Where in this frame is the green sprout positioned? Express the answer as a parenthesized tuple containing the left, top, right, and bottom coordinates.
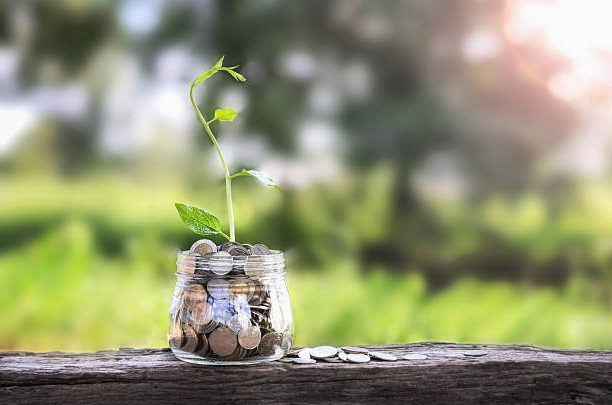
(175, 56, 279, 242)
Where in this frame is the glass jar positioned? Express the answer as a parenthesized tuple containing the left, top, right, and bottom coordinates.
(168, 250, 293, 365)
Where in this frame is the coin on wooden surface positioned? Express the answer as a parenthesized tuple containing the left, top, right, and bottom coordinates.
(238, 326, 262, 350)
(369, 351, 397, 361)
(310, 346, 338, 359)
(250, 243, 272, 255)
(277, 357, 294, 363)
(293, 358, 316, 364)
(321, 357, 343, 363)
(346, 353, 370, 363)
(209, 326, 238, 357)
(338, 351, 348, 362)
(181, 326, 199, 353)
(402, 353, 428, 360)
(341, 346, 369, 354)
(463, 350, 488, 357)
(189, 239, 217, 255)
(298, 348, 312, 359)
(258, 332, 283, 356)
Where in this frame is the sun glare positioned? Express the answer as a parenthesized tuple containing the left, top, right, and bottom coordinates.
(505, 0, 612, 101)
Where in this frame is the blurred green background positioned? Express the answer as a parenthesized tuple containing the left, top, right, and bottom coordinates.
(1, 0, 611, 352)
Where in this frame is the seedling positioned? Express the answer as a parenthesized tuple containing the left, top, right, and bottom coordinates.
(175, 56, 278, 242)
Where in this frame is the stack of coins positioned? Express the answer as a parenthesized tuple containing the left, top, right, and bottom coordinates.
(168, 239, 292, 362)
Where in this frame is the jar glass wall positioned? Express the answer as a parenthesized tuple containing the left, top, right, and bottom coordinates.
(168, 250, 293, 365)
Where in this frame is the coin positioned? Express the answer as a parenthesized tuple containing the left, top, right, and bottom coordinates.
(463, 350, 488, 357)
(227, 313, 251, 334)
(346, 353, 370, 363)
(181, 326, 199, 353)
(244, 256, 265, 277)
(292, 358, 316, 364)
(310, 346, 338, 359)
(200, 319, 219, 334)
(280, 334, 292, 353)
(402, 353, 428, 360)
(168, 321, 184, 348)
(250, 243, 272, 255)
(277, 357, 294, 363)
(209, 251, 233, 275)
(207, 279, 231, 299)
(369, 351, 397, 361)
(238, 326, 262, 350)
(189, 239, 218, 255)
(209, 326, 238, 357)
(183, 284, 207, 304)
(341, 346, 369, 354)
(194, 334, 209, 356)
(338, 351, 348, 362)
(258, 332, 283, 356)
(298, 348, 311, 359)
(220, 242, 248, 256)
(321, 357, 343, 363)
(190, 301, 213, 327)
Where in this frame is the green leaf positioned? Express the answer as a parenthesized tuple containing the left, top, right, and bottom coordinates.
(175, 203, 229, 240)
(233, 169, 280, 189)
(193, 56, 225, 86)
(214, 108, 238, 122)
(222, 68, 246, 82)
(213, 55, 225, 70)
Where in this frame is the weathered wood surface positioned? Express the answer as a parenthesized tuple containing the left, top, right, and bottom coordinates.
(1, 342, 611, 404)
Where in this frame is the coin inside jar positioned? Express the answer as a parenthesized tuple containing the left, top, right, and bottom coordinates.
(209, 326, 238, 357)
(183, 284, 207, 304)
(189, 239, 218, 255)
(209, 251, 232, 275)
(207, 278, 231, 299)
(181, 326, 199, 353)
(258, 332, 283, 356)
(237, 326, 262, 350)
(250, 243, 272, 255)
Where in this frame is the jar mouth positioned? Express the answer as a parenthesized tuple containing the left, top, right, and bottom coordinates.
(175, 250, 285, 280)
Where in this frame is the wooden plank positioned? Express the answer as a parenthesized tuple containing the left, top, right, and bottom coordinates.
(1, 343, 611, 404)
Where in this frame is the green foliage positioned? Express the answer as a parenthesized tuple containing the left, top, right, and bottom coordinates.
(186, 56, 276, 242)
(231, 169, 280, 189)
(214, 108, 238, 122)
(174, 203, 229, 241)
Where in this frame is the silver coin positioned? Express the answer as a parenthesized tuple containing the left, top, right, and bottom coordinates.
(209, 251, 232, 275)
(189, 239, 218, 255)
(402, 353, 428, 360)
(298, 348, 311, 359)
(341, 346, 369, 354)
(226, 313, 251, 334)
(258, 332, 283, 356)
(369, 351, 397, 361)
(346, 353, 370, 363)
(292, 358, 316, 364)
(463, 350, 488, 357)
(277, 357, 294, 363)
(309, 346, 338, 359)
(321, 357, 343, 363)
(207, 279, 231, 299)
(338, 351, 348, 362)
(250, 243, 272, 255)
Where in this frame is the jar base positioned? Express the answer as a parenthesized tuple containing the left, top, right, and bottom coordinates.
(170, 347, 284, 365)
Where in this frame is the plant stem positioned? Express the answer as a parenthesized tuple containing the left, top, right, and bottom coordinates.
(189, 83, 236, 241)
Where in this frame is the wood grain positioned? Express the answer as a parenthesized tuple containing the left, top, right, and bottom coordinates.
(1, 343, 611, 404)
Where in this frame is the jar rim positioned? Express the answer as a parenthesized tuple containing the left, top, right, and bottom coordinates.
(175, 249, 285, 279)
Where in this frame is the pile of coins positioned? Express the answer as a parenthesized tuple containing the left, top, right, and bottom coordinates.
(168, 239, 292, 362)
(279, 346, 489, 364)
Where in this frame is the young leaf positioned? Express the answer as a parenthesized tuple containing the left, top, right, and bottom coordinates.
(222, 68, 246, 82)
(192, 56, 225, 86)
(214, 108, 238, 122)
(175, 203, 230, 240)
(233, 169, 280, 189)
